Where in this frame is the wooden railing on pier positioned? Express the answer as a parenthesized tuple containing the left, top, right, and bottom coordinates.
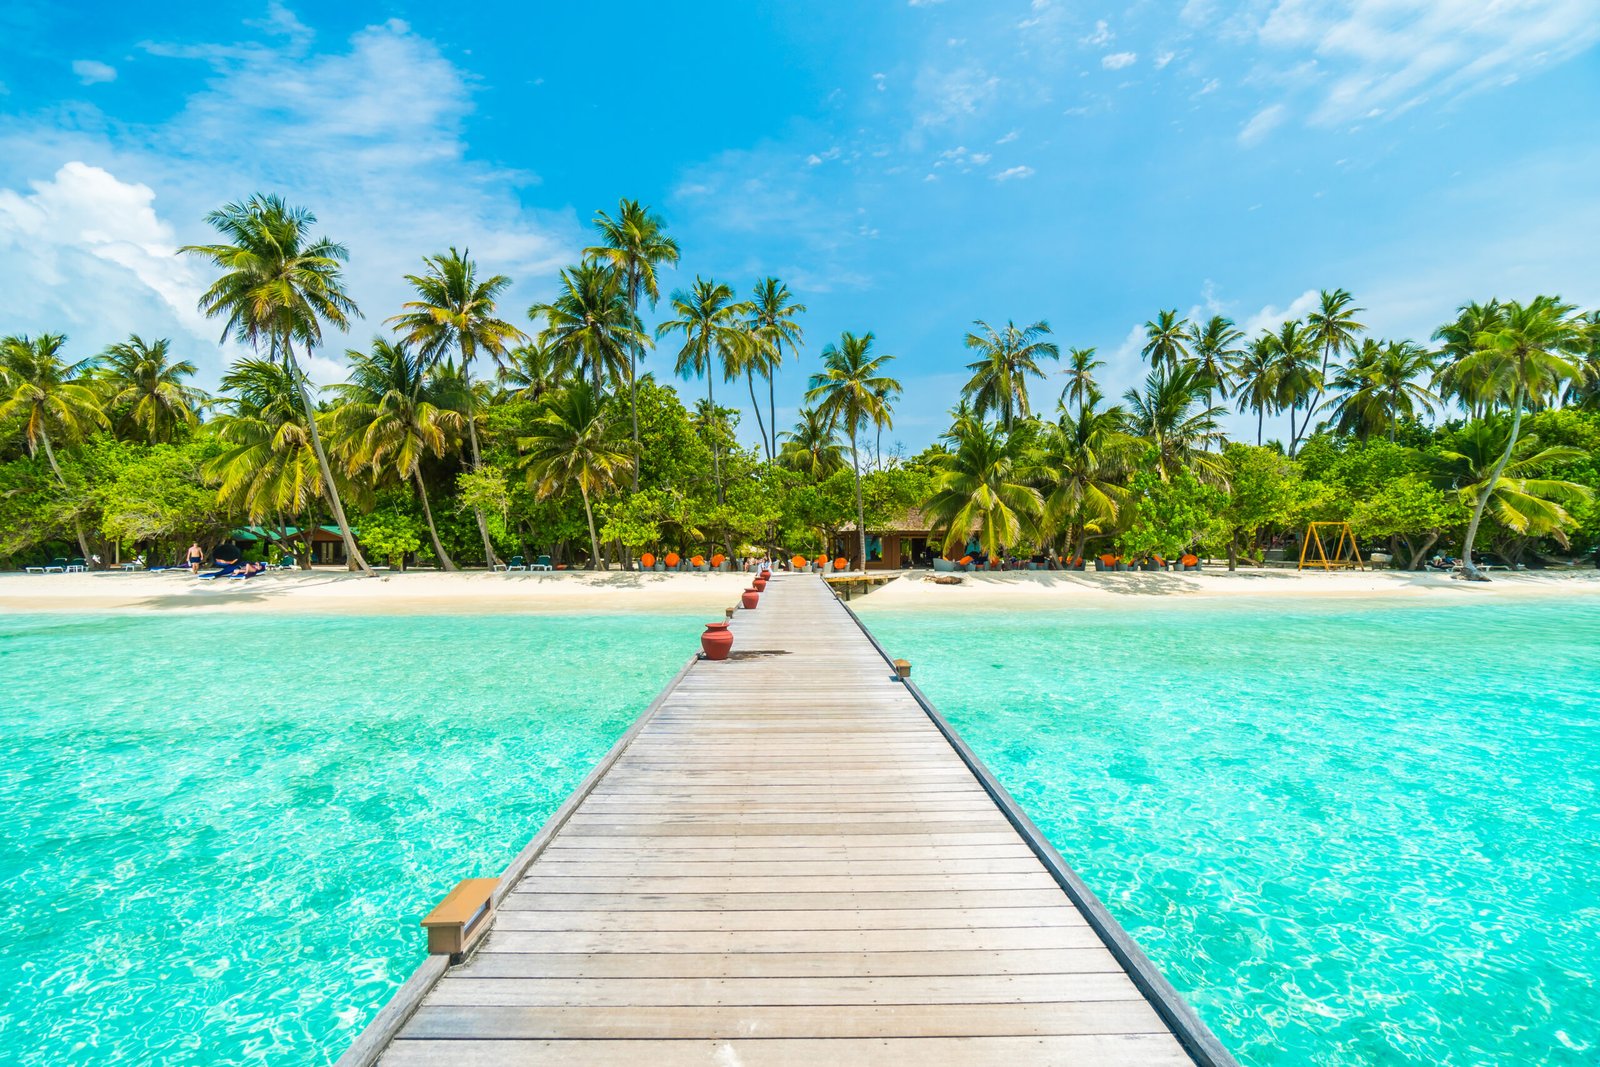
(339, 574, 1236, 1066)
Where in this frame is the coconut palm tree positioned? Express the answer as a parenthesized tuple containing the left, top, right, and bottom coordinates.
(871, 378, 902, 470)
(1450, 296, 1585, 580)
(1436, 422, 1591, 563)
(960, 319, 1059, 431)
(1304, 287, 1366, 419)
(1330, 340, 1438, 441)
(182, 194, 370, 573)
(656, 277, 747, 504)
(95, 335, 205, 443)
(1265, 320, 1322, 454)
(584, 200, 680, 483)
(805, 332, 899, 570)
(924, 418, 1043, 562)
(743, 278, 807, 462)
(1562, 310, 1599, 409)
(497, 339, 571, 404)
(1186, 315, 1244, 407)
(1038, 394, 1137, 561)
(1232, 336, 1280, 446)
(1433, 300, 1506, 417)
(205, 358, 325, 568)
(1141, 309, 1190, 373)
(1122, 363, 1228, 484)
(724, 317, 778, 464)
(1060, 347, 1102, 418)
(778, 406, 846, 480)
(390, 247, 525, 569)
(518, 382, 632, 570)
(330, 338, 465, 570)
(0, 333, 105, 559)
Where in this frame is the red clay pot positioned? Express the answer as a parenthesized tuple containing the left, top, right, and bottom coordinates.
(759, 568, 772, 580)
(741, 588, 760, 610)
(752, 578, 768, 593)
(700, 621, 733, 660)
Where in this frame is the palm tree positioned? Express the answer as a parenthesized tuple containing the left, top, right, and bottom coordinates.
(0, 333, 105, 559)
(1436, 422, 1591, 562)
(1141, 309, 1190, 373)
(96, 335, 204, 443)
(1304, 287, 1366, 419)
(390, 247, 526, 569)
(960, 320, 1059, 430)
(871, 379, 902, 470)
(778, 406, 846, 480)
(331, 337, 465, 570)
(1039, 395, 1136, 561)
(656, 277, 746, 504)
(1122, 363, 1228, 484)
(1330, 340, 1438, 441)
(182, 194, 370, 573)
(744, 278, 807, 462)
(1186, 315, 1244, 407)
(518, 382, 632, 570)
(584, 200, 680, 484)
(1562, 310, 1599, 409)
(724, 317, 778, 463)
(1450, 296, 1585, 579)
(206, 358, 326, 568)
(924, 418, 1043, 562)
(497, 339, 571, 404)
(1265, 321, 1321, 454)
(1060, 347, 1102, 417)
(1433, 300, 1506, 417)
(806, 332, 899, 570)
(1232, 336, 1279, 446)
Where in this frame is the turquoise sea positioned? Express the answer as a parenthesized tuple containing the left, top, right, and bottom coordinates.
(859, 595, 1600, 1066)
(0, 612, 697, 1066)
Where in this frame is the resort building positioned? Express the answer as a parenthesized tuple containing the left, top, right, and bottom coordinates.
(837, 508, 938, 570)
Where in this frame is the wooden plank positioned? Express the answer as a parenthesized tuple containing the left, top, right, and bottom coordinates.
(502, 889, 1069, 912)
(380, 1035, 1191, 1067)
(491, 905, 1087, 932)
(454, 948, 1126, 980)
(479, 926, 1109, 954)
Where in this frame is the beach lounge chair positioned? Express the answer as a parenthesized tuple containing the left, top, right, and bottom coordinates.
(1181, 553, 1200, 571)
(64, 557, 88, 573)
(44, 557, 68, 572)
(505, 555, 527, 572)
(532, 554, 553, 571)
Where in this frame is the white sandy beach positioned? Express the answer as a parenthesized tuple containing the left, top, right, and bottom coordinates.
(2, 565, 1597, 614)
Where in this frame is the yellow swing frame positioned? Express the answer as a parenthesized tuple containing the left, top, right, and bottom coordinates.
(1298, 521, 1365, 571)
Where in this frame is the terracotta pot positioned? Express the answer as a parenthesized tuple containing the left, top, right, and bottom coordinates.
(700, 621, 733, 660)
(759, 569, 772, 580)
(741, 588, 760, 610)
(753, 578, 768, 593)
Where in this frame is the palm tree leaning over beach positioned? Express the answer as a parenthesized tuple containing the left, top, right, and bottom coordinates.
(519, 382, 632, 570)
(925, 418, 1042, 563)
(1450, 296, 1585, 580)
(331, 338, 465, 570)
(657, 277, 747, 505)
(390, 248, 525, 569)
(961, 319, 1059, 431)
(95, 335, 204, 444)
(806, 332, 899, 569)
(182, 194, 371, 573)
(744, 277, 807, 463)
(584, 200, 680, 487)
(0, 333, 105, 560)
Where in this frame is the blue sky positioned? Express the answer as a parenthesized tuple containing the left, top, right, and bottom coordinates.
(2, 1, 1597, 450)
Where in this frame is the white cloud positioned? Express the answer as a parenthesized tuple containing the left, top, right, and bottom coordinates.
(1237, 103, 1287, 146)
(71, 60, 117, 85)
(1195, 78, 1221, 96)
(1241, 289, 1321, 336)
(1081, 19, 1113, 46)
(968, 152, 991, 165)
(996, 129, 1020, 144)
(0, 18, 575, 386)
(872, 72, 887, 91)
(992, 165, 1035, 181)
(1154, 51, 1177, 70)
(913, 65, 1001, 128)
(1252, 0, 1600, 125)
(1102, 52, 1138, 70)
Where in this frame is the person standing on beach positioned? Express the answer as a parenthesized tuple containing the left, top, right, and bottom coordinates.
(187, 542, 205, 575)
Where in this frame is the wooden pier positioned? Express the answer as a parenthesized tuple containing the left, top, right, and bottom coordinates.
(342, 574, 1235, 1066)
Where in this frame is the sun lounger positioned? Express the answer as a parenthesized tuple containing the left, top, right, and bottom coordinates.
(505, 555, 527, 572)
(64, 558, 87, 573)
(531, 554, 553, 571)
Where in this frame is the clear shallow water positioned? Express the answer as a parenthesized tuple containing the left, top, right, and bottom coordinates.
(859, 596, 1600, 1066)
(0, 612, 697, 1066)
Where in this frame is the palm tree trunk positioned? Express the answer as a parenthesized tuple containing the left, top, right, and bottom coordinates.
(1257, 405, 1265, 447)
(629, 273, 641, 492)
(286, 346, 371, 575)
(1460, 387, 1523, 582)
(580, 485, 604, 571)
(746, 371, 769, 463)
(708, 372, 723, 504)
(459, 337, 499, 569)
(768, 356, 779, 467)
(413, 469, 456, 571)
(37, 428, 93, 562)
(850, 429, 866, 573)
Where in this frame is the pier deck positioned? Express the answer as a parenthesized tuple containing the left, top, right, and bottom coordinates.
(349, 574, 1233, 1066)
